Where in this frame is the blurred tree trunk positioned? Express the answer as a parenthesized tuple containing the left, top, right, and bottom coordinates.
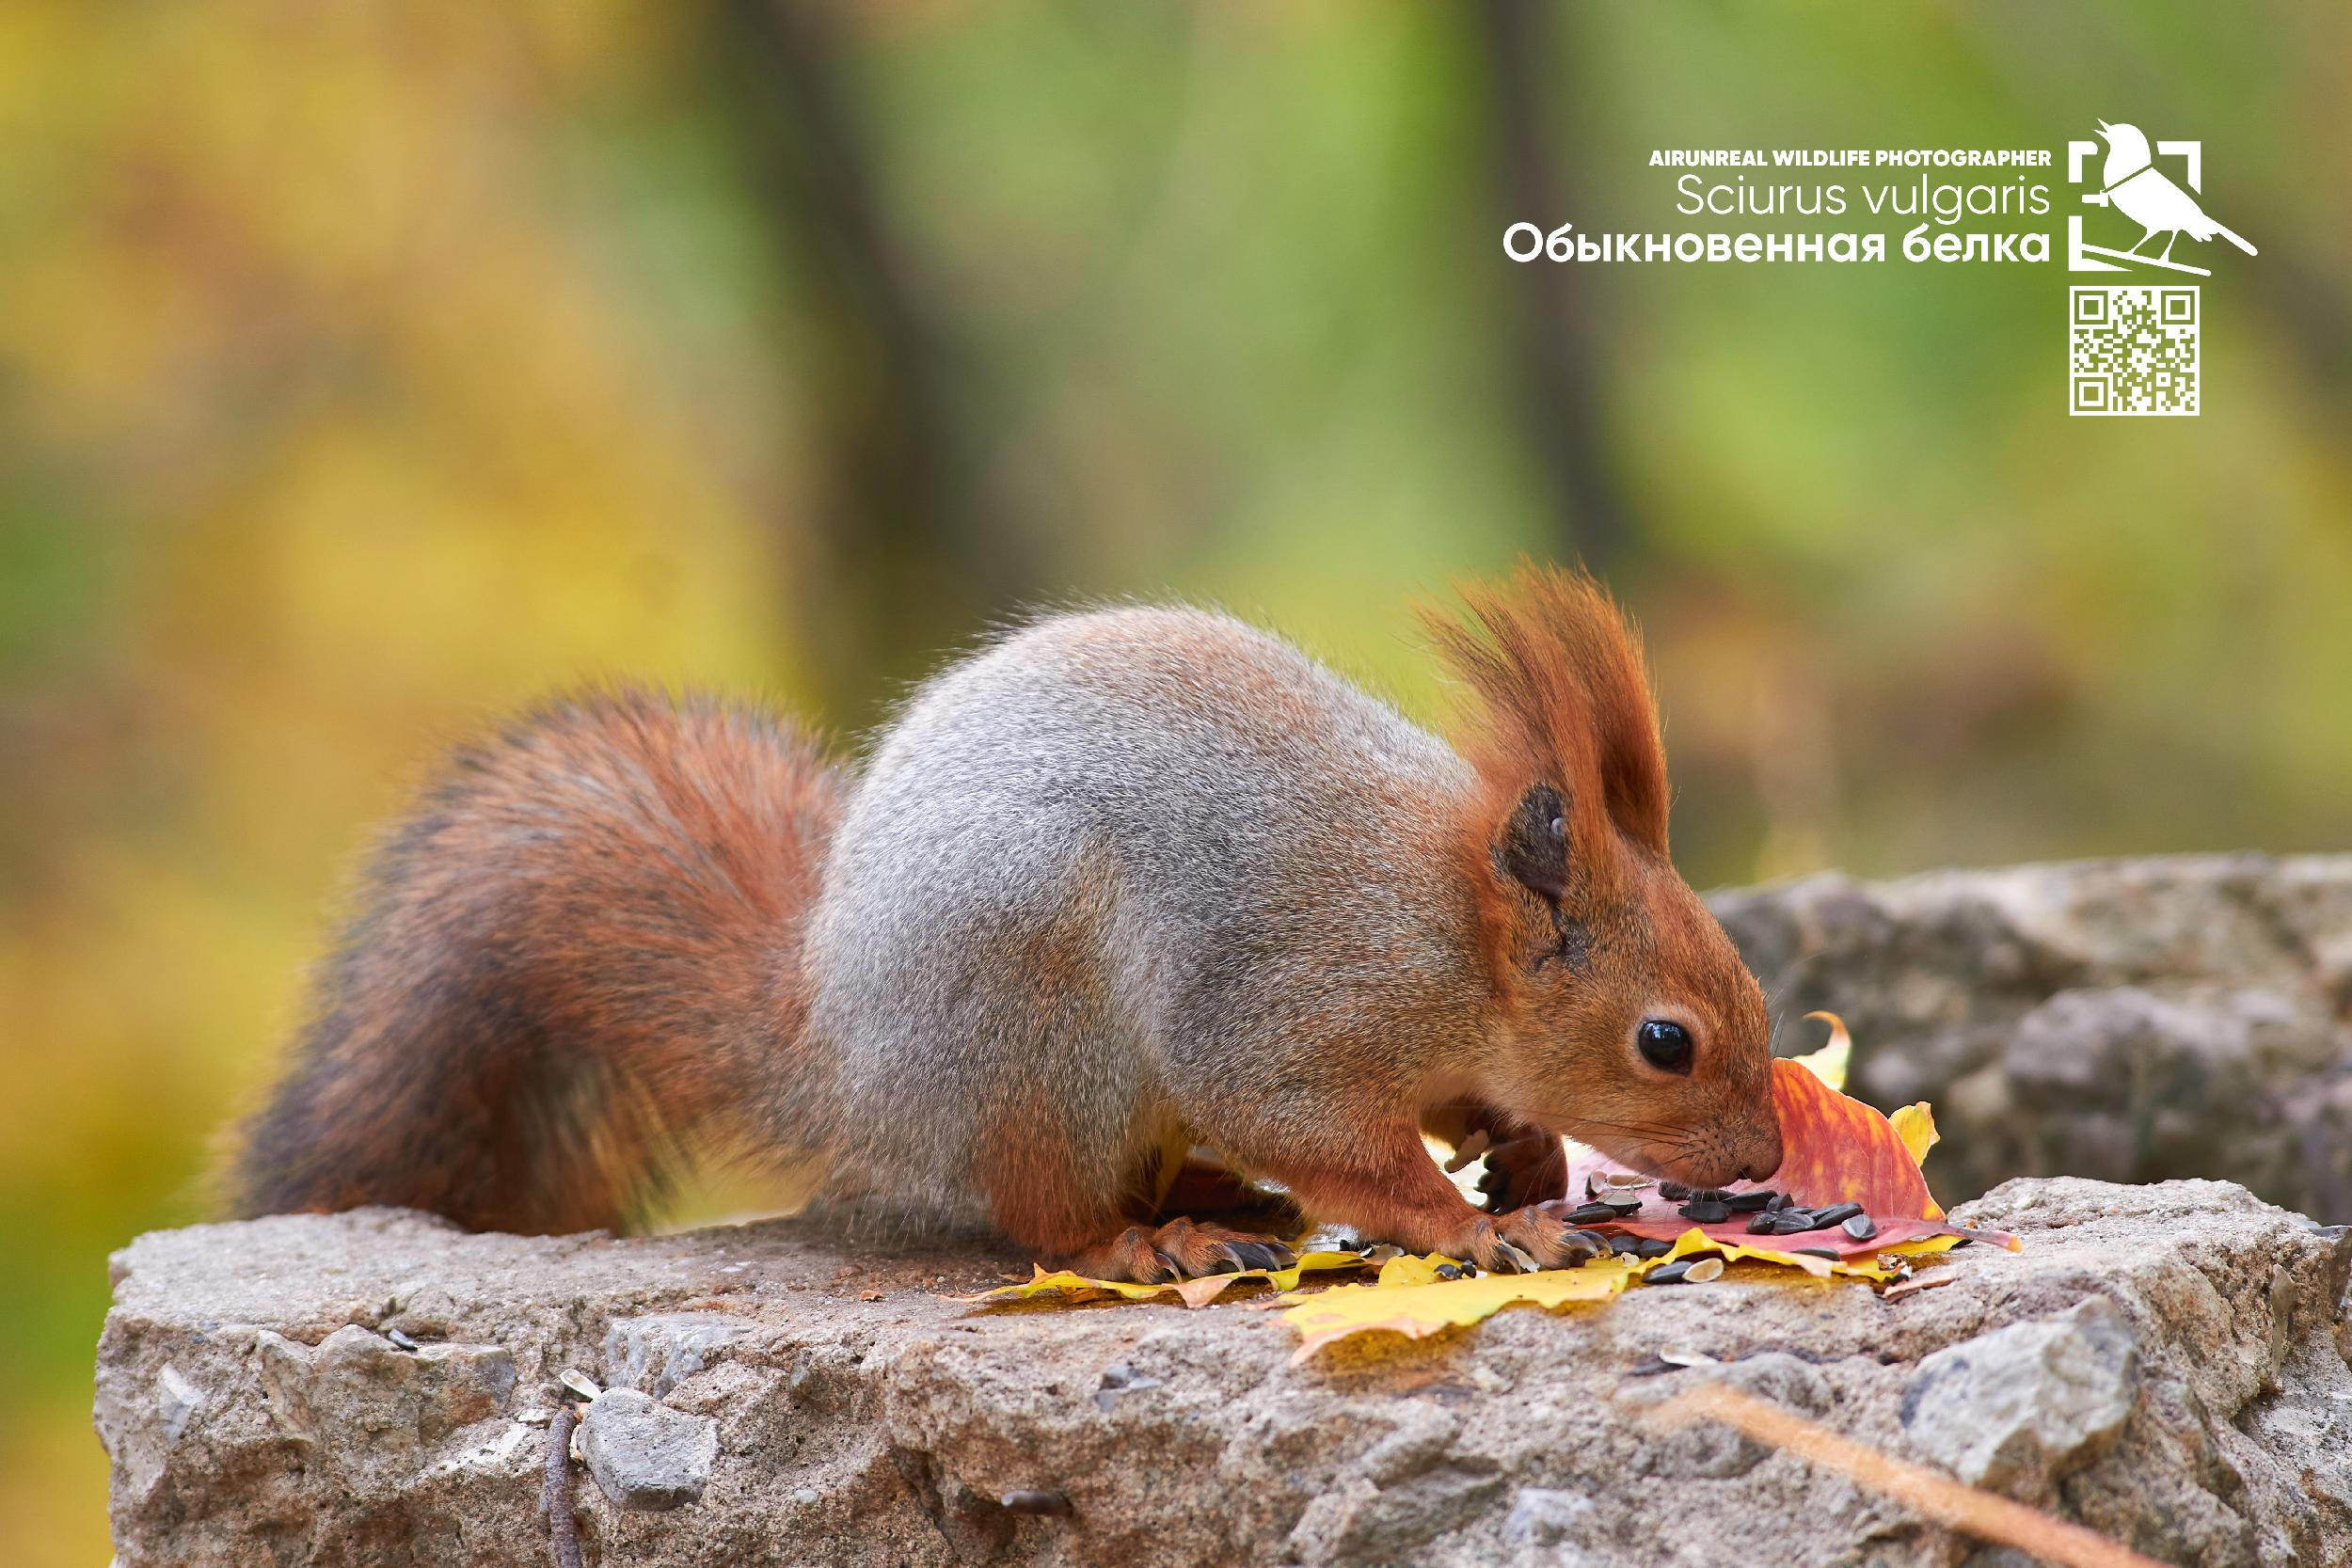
(709, 0, 1035, 722)
(1470, 0, 1634, 580)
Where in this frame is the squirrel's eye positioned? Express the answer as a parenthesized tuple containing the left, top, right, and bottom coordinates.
(1636, 1019, 1694, 1074)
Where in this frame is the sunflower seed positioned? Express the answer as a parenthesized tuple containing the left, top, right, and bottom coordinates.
(1794, 1247, 1840, 1260)
(1811, 1202, 1865, 1228)
(1657, 1180, 1692, 1201)
(1609, 1235, 1645, 1256)
(1678, 1200, 1732, 1224)
(1635, 1237, 1675, 1259)
(1683, 1258, 1725, 1282)
(1435, 1262, 1463, 1280)
(1766, 1192, 1792, 1212)
(1724, 1191, 1774, 1212)
(1646, 1260, 1693, 1284)
(1745, 1214, 1778, 1234)
(1840, 1214, 1879, 1242)
(1563, 1202, 1621, 1226)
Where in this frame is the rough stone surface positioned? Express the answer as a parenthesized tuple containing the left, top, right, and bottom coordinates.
(578, 1388, 719, 1511)
(605, 1314, 758, 1401)
(99, 1179, 2352, 1567)
(1899, 1297, 2141, 1493)
(1710, 853, 2352, 1217)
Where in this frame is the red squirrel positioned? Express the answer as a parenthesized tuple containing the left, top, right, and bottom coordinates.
(233, 564, 1782, 1280)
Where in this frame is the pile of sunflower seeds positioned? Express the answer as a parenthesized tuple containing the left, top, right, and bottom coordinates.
(1652, 1185, 1879, 1242)
(1740, 1200, 1875, 1241)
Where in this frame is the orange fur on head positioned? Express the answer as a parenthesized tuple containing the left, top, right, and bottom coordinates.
(1424, 563, 1780, 1189)
(1422, 562, 1669, 854)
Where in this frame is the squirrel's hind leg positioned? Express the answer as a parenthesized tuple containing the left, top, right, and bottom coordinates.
(973, 1122, 1295, 1283)
(1065, 1217, 1296, 1284)
(1153, 1151, 1303, 1234)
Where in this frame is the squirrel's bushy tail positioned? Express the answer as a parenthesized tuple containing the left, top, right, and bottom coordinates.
(232, 689, 846, 1234)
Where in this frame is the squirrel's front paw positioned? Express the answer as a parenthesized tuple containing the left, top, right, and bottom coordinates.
(1473, 1130, 1570, 1213)
(1459, 1207, 1607, 1274)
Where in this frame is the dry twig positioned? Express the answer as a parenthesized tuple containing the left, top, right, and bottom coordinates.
(545, 1403, 583, 1568)
(1644, 1381, 2169, 1568)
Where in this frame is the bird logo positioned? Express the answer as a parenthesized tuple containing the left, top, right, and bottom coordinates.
(2076, 120, 2256, 274)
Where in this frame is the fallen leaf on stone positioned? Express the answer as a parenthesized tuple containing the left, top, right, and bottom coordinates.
(1766, 1017, 1941, 1220)
(1279, 1252, 1643, 1361)
(1638, 1225, 1959, 1281)
(955, 1250, 1368, 1310)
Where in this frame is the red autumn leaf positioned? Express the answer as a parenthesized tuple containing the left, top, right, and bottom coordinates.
(1763, 1054, 1942, 1220)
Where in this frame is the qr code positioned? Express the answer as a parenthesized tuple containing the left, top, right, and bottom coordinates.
(2070, 286, 2199, 416)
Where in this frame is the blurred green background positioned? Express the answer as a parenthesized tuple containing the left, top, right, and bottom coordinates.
(5, 2, 2346, 1560)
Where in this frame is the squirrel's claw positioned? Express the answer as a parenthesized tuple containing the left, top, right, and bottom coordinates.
(1462, 1207, 1603, 1273)
(1066, 1218, 1297, 1284)
(1492, 1239, 1541, 1274)
(1225, 1240, 1295, 1273)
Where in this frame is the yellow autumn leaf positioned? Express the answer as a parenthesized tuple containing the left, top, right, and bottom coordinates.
(1280, 1254, 1643, 1361)
(1643, 1226, 1960, 1282)
(1890, 1101, 1939, 1167)
(958, 1249, 1369, 1309)
(1791, 1009, 1852, 1091)
(1370, 1254, 1453, 1287)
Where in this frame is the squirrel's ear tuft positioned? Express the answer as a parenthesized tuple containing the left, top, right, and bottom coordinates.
(1423, 561, 1669, 855)
(1496, 784, 1570, 902)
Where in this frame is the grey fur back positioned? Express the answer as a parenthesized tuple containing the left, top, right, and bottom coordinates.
(800, 606, 1488, 1230)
